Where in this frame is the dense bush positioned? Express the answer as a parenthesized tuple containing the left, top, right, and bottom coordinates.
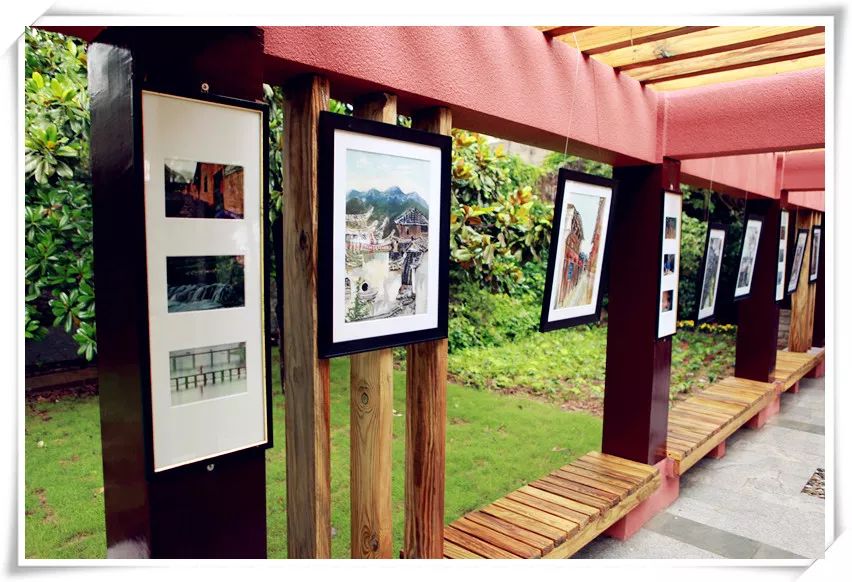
(677, 214, 707, 320)
(24, 29, 95, 359)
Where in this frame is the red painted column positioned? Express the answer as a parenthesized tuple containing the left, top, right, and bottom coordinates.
(734, 198, 782, 382)
(602, 160, 680, 465)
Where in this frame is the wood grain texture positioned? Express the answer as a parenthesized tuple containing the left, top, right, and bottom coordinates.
(789, 210, 818, 351)
(441, 452, 660, 559)
(403, 105, 452, 559)
(773, 349, 825, 390)
(282, 75, 331, 558)
(648, 54, 824, 90)
(349, 92, 398, 559)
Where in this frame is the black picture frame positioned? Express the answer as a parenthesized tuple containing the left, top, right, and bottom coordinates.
(694, 223, 727, 323)
(317, 111, 451, 358)
(540, 168, 617, 332)
(775, 209, 791, 303)
(732, 212, 765, 302)
(139, 86, 273, 477)
(787, 227, 810, 295)
(808, 224, 822, 283)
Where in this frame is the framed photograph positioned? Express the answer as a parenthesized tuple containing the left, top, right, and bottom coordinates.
(540, 169, 616, 332)
(733, 214, 764, 300)
(657, 191, 682, 338)
(317, 112, 451, 358)
(696, 225, 726, 322)
(808, 224, 822, 283)
(787, 228, 809, 294)
(775, 210, 790, 301)
(142, 90, 272, 473)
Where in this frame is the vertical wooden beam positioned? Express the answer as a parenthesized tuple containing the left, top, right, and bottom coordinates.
(349, 92, 397, 559)
(282, 75, 331, 558)
(812, 214, 825, 348)
(789, 209, 818, 351)
(404, 107, 451, 559)
(734, 198, 781, 382)
(602, 160, 680, 466)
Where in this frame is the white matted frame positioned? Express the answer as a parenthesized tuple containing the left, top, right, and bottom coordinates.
(540, 169, 616, 332)
(787, 228, 809, 294)
(142, 90, 271, 473)
(696, 225, 726, 322)
(776, 210, 790, 301)
(808, 224, 822, 283)
(657, 191, 682, 338)
(733, 214, 764, 300)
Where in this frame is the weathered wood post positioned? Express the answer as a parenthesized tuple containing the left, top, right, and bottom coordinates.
(602, 159, 679, 465)
(734, 198, 782, 382)
(404, 107, 452, 558)
(349, 92, 398, 559)
(89, 27, 267, 559)
(789, 209, 820, 352)
(281, 75, 332, 558)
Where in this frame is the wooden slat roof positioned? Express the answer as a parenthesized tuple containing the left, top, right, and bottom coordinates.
(537, 25, 825, 91)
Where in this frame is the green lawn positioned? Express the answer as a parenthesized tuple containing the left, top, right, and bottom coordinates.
(25, 356, 601, 559)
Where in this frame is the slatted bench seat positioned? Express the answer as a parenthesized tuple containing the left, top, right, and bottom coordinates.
(443, 451, 660, 559)
(666, 376, 778, 476)
(773, 348, 825, 391)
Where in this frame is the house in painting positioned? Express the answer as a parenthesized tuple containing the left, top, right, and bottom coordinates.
(394, 207, 428, 238)
(166, 162, 244, 218)
(558, 204, 585, 303)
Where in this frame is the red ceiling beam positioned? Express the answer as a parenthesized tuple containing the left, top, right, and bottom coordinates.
(782, 149, 825, 191)
(661, 67, 825, 159)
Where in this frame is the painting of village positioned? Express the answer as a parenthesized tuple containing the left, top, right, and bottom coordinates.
(165, 159, 244, 219)
(343, 149, 431, 323)
(553, 191, 608, 310)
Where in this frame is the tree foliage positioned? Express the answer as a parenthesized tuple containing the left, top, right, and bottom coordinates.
(24, 28, 95, 359)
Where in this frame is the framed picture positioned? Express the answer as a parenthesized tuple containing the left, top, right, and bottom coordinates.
(540, 169, 616, 332)
(787, 228, 809, 294)
(142, 90, 272, 473)
(775, 210, 790, 301)
(733, 214, 764, 300)
(657, 191, 683, 338)
(808, 224, 822, 283)
(696, 224, 726, 322)
(317, 112, 451, 358)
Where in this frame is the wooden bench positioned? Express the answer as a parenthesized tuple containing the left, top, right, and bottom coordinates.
(666, 376, 778, 476)
(773, 348, 825, 391)
(443, 451, 660, 559)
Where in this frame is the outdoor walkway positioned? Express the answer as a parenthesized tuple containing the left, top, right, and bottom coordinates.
(575, 376, 825, 559)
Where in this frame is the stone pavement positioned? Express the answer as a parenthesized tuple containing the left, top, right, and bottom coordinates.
(575, 376, 826, 559)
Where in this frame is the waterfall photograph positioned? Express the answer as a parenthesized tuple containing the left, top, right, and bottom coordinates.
(169, 342, 247, 406)
(166, 255, 245, 313)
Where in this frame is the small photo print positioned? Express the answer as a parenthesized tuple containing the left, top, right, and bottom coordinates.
(165, 159, 244, 219)
(663, 253, 676, 276)
(167, 255, 245, 313)
(661, 290, 674, 313)
(170, 342, 247, 406)
(665, 217, 678, 239)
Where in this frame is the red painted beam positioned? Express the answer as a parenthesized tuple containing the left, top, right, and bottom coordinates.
(662, 68, 825, 159)
(782, 150, 825, 191)
(261, 26, 661, 165)
(788, 190, 825, 212)
(680, 153, 779, 199)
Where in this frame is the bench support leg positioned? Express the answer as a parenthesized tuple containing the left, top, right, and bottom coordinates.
(788, 381, 801, 394)
(807, 360, 825, 378)
(604, 458, 679, 541)
(706, 440, 726, 459)
(746, 394, 780, 429)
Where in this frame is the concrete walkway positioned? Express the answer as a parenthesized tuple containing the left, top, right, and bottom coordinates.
(575, 376, 825, 559)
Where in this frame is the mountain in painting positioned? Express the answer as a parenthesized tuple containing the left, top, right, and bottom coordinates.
(346, 186, 428, 237)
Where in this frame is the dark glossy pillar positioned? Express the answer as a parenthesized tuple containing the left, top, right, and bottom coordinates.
(90, 27, 267, 559)
(602, 159, 680, 466)
(812, 215, 825, 348)
(734, 198, 781, 382)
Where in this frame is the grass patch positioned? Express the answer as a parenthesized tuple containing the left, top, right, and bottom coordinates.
(449, 325, 735, 407)
(25, 356, 601, 559)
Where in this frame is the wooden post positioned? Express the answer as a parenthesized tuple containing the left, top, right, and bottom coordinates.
(812, 214, 825, 348)
(282, 75, 332, 558)
(404, 107, 451, 558)
(789, 209, 819, 351)
(602, 160, 679, 466)
(734, 198, 781, 382)
(349, 93, 397, 559)
(89, 27, 268, 559)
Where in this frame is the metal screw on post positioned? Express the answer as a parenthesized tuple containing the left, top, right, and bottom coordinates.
(207, 464, 215, 472)
(200, 82, 210, 94)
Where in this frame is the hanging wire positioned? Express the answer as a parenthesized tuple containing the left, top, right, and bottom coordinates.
(562, 32, 583, 159)
(705, 158, 716, 225)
